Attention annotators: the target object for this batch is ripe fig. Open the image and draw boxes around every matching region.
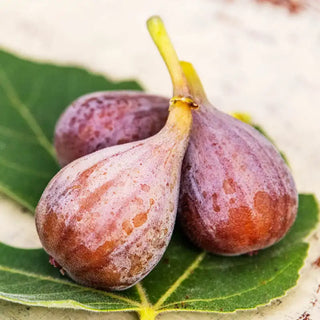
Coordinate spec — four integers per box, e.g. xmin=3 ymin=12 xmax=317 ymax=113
xmin=35 ymin=17 xmax=197 ymax=290
xmin=54 ymin=91 xmax=169 ymax=167
xmin=178 ymin=62 xmax=298 ymax=255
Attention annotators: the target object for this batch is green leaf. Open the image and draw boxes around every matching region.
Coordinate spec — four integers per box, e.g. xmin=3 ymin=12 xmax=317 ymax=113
xmin=0 ymin=195 xmax=318 ymax=319
xmin=0 ymin=49 xmax=142 ymax=211
xmin=0 ymin=50 xmax=318 ymax=319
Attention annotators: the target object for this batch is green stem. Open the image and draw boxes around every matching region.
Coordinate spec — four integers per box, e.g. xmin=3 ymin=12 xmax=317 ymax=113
xmin=147 ymin=16 xmax=189 ymax=97
xmin=180 ymin=61 xmax=208 ymax=105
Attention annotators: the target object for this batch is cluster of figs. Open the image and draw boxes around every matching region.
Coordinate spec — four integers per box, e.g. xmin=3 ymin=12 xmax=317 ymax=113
xmin=35 ymin=16 xmax=298 ymax=291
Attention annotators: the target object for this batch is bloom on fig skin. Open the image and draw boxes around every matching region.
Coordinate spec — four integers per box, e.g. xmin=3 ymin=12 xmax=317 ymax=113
xmin=55 ymin=91 xmax=168 ymax=167
xmin=178 ymin=62 xmax=298 ymax=256
xmin=36 ymin=16 xmax=198 ymax=291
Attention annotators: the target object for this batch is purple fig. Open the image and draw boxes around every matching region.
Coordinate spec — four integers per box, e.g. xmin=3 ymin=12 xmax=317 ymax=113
xmin=178 ymin=62 xmax=298 ymax=255
xmin=54 ymin=91 xmax=169 ymax=167
xmin=35 ymin=16 xmax=197 ymax=290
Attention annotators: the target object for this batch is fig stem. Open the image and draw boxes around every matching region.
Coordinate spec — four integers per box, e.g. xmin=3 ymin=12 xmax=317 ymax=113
xmin=180 ymin=61 xmax=208 ymax=104
xmin=147 ymin=16 xmax=189 ymax=97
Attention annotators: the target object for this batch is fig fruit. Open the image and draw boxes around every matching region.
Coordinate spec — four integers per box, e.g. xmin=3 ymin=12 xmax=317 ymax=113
xmin=178 ymin=62 xmax=298 ymax=255
xmin=54 ymin=91 xmax=169 ymax=167
xmin=35 ymin=17 xmax=197 ymax=290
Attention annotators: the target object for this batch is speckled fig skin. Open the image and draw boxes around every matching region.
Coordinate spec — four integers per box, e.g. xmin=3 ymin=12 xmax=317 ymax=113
xmin=179 ymin=98 xmax=298 ymax=256
xmin=54 ymin=91 xmax=169 ymax=167
xmin=36 ymin=101 xmax=192 ymax=290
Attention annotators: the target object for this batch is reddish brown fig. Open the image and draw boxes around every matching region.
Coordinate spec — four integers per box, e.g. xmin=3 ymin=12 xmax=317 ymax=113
xmin=178 ymin=62 xmax=298 ymax=255
xmin=35 ymin=16 xmax=197 ymax=290
xmin=54 ymin=91 xmax=168 ymax=167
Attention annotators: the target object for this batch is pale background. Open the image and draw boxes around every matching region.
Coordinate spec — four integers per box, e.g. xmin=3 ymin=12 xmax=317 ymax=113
xmin=0 ymin=0 xmax=319 ymax=319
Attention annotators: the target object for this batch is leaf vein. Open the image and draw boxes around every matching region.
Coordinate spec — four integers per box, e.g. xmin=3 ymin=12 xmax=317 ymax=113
xmin=159 ymin=257 xmax=296 ymax=310
xmin=0 ymin=265 xmax=141 ymax=307
xmin=154 ymin=252 xmax=206 ymax=310
xmin=0 ymin=182 xmax=35 ymax=212
xmin=0 ymin=125 xmax=36 ymax=143
xmin=0 ymin=69 xmax=57 ymax=161
xmin=135 ymin=283 xmax=151 ymax=307
xmin=0 ymin=156 xmax=53 ymax=179
xmin=0 ymin=294 xmax=140 ymax=312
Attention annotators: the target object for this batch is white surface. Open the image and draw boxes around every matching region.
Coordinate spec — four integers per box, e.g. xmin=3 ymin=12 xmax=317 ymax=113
xmin=0 ymin=0 xmax=319 ymax=319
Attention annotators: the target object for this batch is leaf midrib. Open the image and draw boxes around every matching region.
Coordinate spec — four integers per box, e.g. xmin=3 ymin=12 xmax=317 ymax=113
xmin=0 ymin=265 xmax=142 ymax=308
xmin=0 ymin=294 xmax=140 ymax=313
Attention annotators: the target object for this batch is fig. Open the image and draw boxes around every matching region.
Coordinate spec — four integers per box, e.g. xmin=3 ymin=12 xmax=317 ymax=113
xmin=35 ymin=17 xmax=197 ymax=290
xmin=54 ymin=91 xmax=169 ymax=167
xmin=178 ymin=62 xmax=298 ymax=255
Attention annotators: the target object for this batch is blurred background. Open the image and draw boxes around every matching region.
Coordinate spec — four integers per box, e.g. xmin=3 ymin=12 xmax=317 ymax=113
xmin=0 ymin=0 xmax=319 ymax=319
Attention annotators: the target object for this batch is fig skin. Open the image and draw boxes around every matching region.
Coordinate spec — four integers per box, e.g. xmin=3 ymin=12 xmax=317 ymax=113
xmin=36 ymin=101 xmax=193 ymax=291
xmin=179 ymin=101 xmax=298 ymax=256
xmin=54 ymin=91 xmax=169 ymax=167
xmin=36 ymin=16 xmax=196 ymax=291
